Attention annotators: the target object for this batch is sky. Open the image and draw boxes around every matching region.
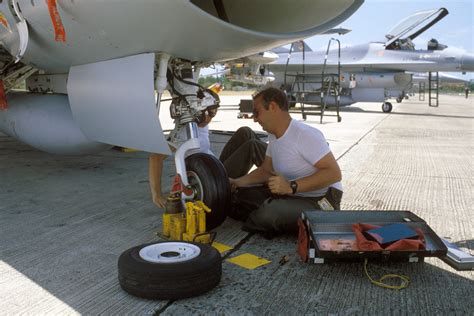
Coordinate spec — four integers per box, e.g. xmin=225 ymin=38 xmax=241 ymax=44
xmin=304 ymin=0 xmax=473 ymax=52
xmin=303 ymin=0 xmax=474 ymax=80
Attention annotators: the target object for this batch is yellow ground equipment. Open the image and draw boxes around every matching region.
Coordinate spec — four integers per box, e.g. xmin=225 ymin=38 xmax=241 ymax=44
xmin=162 ymin=196 xmax=213 ymax=244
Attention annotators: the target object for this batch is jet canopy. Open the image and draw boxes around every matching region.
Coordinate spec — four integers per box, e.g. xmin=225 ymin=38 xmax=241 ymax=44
xmin=385 ymin=8 xmax=448 ymax=50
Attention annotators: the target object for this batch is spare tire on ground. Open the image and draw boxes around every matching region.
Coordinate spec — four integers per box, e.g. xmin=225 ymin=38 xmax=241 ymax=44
xmin=118 ymin=241 xmax=222 ymax=300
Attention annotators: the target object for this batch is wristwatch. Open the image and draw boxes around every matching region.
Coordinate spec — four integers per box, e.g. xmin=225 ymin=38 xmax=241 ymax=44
xmin=290 ymin=181 xmax=298 ymax=194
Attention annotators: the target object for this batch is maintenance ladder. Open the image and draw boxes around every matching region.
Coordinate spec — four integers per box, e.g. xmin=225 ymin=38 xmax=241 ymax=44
xmin=419 ymin=81 xmax=425 ymax=101
xmin=428 ymin=71 xmax=439 ymax=107
xmin=284 ymin=39 xmax=342 ymax=123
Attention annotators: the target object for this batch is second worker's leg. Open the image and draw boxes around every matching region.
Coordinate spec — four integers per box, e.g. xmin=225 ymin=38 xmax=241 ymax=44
xmin=219 ymin=127 xmax=259 ymax=162
xmin=222 ymin=140 xmax=267 ymax=178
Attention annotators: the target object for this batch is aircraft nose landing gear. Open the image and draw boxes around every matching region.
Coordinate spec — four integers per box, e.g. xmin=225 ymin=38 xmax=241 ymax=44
xmin=118 ymin=58 xmax=228 ymax=301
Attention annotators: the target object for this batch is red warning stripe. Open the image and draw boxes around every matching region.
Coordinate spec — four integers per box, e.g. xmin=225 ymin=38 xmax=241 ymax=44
xmin=0 ymin=80 xmax=8 ymax=110
xmin=46 ymin=0 xmax=66 ymax=42
xmin=0 ymin=12 xmax=10 ymax=31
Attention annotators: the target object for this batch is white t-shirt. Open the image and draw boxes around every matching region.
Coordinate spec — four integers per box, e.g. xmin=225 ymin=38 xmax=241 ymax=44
xmin=266 ymin=119 xmax=343 ymax=197
xmin=173 ymin=125 xmax=214 ymax=157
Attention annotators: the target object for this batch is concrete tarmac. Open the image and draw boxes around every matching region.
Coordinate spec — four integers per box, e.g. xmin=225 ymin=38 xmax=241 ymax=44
xmin=0 ymin=93 xmax=473 ymax=314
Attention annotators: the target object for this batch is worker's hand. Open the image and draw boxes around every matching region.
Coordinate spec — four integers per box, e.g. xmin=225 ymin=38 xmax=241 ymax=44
xmin=229 ymin=178 xmax=239 ymax=192
xmin=152 ymin=194 xmax=167 ymax=208
xmin=267 ymin=175 xmax=292 ymax=195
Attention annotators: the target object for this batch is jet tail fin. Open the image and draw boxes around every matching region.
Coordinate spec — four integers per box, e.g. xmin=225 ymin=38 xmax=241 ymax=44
xmin=271 ymin=41 xmax=313 ymax=54
xmin=290 ymin=41 xmax=313 ymax=52
xmin=321 ymin=27 xmax=352 ymax=35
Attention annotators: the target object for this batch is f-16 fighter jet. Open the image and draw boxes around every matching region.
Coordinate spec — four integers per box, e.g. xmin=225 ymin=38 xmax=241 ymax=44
xmin=233 ymin=8 xmax=474 ymax=113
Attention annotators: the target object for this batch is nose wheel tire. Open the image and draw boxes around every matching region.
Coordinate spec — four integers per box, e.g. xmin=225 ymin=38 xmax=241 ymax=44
xmin=185 ymin=153 xmax=231 ymax=230
xmin=382 ymin=102 xmax=393 ymax=113
xmin=118 ymin=241 xmax=222 ymax=300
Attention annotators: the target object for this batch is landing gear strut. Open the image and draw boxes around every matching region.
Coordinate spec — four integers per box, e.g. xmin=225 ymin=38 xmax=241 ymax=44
xmin=165 ymin=59 xmax=230 ymax=228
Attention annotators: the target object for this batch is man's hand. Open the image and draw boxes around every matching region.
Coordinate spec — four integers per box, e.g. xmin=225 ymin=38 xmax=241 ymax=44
xmin=267 ymin=175 xmax=292 ymax=195
xmin=152 ymin=194 xmax=167 ymax=208
xmin=229 ymin=178 xmax=240 ymax=192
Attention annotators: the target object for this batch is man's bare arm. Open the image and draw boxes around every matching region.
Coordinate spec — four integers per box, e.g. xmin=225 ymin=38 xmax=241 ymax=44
xmin=268 ymin=152 xmax=341 ymax=195
xmin=230 ymin=155 xmax=273 ymax=188
xmin=149 ymin=153 xmax=168 ymax=208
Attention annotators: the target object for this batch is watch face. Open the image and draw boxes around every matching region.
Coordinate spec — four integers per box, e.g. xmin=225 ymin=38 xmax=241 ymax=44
xmin=291 ymin=181 xmax=297 ymax=193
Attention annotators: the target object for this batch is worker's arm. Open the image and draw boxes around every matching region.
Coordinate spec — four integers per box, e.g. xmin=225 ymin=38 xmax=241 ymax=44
xmin=267 ymin=152 xmax=341 ymax=195
xmin=229 ymin=155 xmax=273 ymax=190
xmin=149 ymin=153 xmax=168 ymax=208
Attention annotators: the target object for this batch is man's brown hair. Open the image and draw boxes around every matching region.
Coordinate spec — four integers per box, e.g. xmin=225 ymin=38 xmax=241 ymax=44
xmin=253 ymin=87 xmax=288 ymax=111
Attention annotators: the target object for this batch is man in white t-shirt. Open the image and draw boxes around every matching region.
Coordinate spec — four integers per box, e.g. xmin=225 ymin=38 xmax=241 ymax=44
xmin=230 ymin=87 xmax=343 ymax=236
xmin=149 ymin=108 xmax=267 ymax=207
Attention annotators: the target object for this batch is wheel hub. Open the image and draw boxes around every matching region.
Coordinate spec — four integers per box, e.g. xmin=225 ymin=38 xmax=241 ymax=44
xmin=187 ymin=170 xmax=204 ymax=200
xmin=139 ymin=242 xmax=201 ymax=263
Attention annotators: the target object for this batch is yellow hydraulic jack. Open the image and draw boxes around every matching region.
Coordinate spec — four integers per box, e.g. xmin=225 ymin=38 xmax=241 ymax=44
xmin=162 ymin=195 xmax=213 ymax=244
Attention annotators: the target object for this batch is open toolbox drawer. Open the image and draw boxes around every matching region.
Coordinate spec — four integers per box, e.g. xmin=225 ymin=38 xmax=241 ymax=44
xmin=300 ymin=211 xmax=448 ymax=264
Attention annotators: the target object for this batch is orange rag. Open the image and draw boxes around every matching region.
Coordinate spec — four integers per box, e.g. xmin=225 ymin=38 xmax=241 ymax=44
xmin=352 ymin=223 xmax=426 ymax=251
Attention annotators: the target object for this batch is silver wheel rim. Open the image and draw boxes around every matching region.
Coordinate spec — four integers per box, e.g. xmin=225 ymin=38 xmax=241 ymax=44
xmin=383 ymin=103 xmax=390 ymax=111
xmin=187 ymin=170 xmax=204 ymax=200
xmin=139 ymin=242 xmax=201 ymax=263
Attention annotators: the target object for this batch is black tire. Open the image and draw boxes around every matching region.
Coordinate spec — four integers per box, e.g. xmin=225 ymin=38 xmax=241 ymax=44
xmin=118 ymin=241 xmax=222 ymax=300
xmin=382 ymin=102 xmax=393 ymax=113
xmin=185 ymin=153 xmax=231 ymax=230
xmin=396 ymin=97 xmax=403 ymax=103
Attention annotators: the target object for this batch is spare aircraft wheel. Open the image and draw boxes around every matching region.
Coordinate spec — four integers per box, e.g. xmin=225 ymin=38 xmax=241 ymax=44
xmin=118 ymin=241 xmax=222 ymax=300
xmin=185 ymin=153 xmax=231 ymax=230
xmin=382 ymin=102 xmax=393 ymax=113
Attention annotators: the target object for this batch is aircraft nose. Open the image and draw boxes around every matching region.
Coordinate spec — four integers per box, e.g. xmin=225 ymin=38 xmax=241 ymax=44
xmin=461 ymin=53 xmax=474 ymax=72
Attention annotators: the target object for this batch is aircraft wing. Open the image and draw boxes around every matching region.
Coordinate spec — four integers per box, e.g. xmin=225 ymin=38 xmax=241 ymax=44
xmin=411 ymin=72 xmax=471 ymax=84
xmin=269 ymin=44 xmax=474 ymax=74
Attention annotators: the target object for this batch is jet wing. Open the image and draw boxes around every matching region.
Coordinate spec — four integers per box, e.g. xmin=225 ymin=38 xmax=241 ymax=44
xmin=385 ymin=8 xmax=449 ymax=50
xmin=411 ymin=72 xmax=471 ymax=84
xmin=273 ymin=43 xmax=472 ymax=73
xmin=317 ymin=57 xmax=468 ymax=73
xmin=320 ymin=28 xmax=352 ymax=35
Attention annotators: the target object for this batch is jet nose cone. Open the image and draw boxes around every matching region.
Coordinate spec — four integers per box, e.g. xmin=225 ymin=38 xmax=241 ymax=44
xmin=461 ymin=53 xmax=474 ymax=72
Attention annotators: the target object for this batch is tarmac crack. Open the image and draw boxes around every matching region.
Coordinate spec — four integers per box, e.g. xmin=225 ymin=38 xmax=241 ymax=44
xmin=153 ymin=300 xmax=174 ymax=315
xmin=151 ymin=233 xmax=255 ymax=314
xmin=336 ymin=115 xmax=390 ymax=161
xmin=221 ymin=232 xmax=255 ymax=260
